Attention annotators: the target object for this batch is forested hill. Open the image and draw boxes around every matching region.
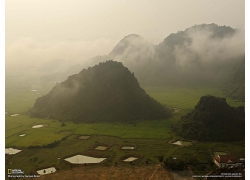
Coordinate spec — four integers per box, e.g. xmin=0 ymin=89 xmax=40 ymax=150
xmin=31 ymin=61 xmax=171 ymax=123
xmin=173 ymin=95 xmax=245 ymax=141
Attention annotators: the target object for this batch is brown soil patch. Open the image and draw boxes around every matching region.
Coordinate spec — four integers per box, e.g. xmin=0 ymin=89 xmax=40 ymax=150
xmin=21 ymin=164 xmax=173 ymax=180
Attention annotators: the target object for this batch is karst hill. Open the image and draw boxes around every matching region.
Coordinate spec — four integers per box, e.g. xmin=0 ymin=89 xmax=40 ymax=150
xmin=173 ymin=95 xmax=244 ymax=141
xmin=31 ymin=61 xmax=171 ymax=123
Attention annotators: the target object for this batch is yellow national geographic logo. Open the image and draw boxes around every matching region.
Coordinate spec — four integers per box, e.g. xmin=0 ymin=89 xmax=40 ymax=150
xmin=8 ymin=169 xmax=12 ymax=174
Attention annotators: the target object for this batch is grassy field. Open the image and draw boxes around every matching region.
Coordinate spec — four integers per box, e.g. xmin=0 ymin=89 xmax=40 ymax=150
xmin=143 ymin=85 xmax=244 ymax=111
xmin=5 ymin=83 xmax=245 ymax=178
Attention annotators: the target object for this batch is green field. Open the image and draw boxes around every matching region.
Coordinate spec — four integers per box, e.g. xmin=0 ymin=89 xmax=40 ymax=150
xmin=5 ymin=83 xmax=245 ymax=176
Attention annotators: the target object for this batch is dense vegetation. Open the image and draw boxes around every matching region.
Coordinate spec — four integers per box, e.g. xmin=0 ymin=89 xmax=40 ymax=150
xmin=31 ymin=61 xmax=171 ymax=123
xmin=173 ymin=95 xmax=245 ymax=141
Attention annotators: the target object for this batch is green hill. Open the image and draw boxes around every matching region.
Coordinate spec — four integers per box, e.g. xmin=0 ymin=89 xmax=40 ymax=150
xmin=31 ymin=61 xmax=171 ymax=123
xmin=173 ymin=95 xmax=244 ymax=141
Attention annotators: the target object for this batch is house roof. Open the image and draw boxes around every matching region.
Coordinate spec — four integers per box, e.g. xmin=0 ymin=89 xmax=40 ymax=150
xmin=214 ymin=155 xmax=240 ymax=163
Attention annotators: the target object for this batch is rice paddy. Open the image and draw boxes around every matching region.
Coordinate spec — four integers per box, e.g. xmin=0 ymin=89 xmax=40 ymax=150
xmin=5 ymin=84 xmax=245 ymax=176
xmin=37 ymin=167 xmax=56 ymax=175
xmin=5 ymin=148 xmax=22 ymax=155
xmin=64 ymin=155 xmax=107 ymax=164
xmin=121 ymin=146 xmax=135 ymax=150
xmin=123 ymin=157 xmax=138 ymax=162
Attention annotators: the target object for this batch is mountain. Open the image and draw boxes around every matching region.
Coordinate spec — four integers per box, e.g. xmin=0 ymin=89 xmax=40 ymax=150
xmin=31 ymin=61 xmax=171 ymax=123
xmin=38 ymin=24 xmax=245 ymax=99
xmin=172 ymin=95 xmax=245 ymax=141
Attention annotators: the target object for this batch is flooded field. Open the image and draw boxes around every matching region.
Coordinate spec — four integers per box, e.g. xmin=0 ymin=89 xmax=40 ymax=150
xmin=64 ymin=155 xmax=106 ymax=164
xmin=79 ymin=136 xmax=90 ymax=140
xmin=121 ymin=146 xmax=135 ymax=150
xmin=37 ymin=167 xmax=56 ymax=175
xmin=172 ymin=141 xmax=192 ymax=146
xmin=32 ymin=124 xmax=45 ymax=128
xmin=172 ymin=108 xmax=180 ymax=112
xmin=123 ymin=157 xmax=138 ymax=162
xmin=95 ymin=146 xmax=107 ymax=150
xmin=5 ymin=148 xmax=22 ymax=155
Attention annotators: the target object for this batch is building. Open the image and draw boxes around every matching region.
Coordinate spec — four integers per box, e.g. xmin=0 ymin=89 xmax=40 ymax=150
xmin=214 ymin=155 xmax=243 ymax=168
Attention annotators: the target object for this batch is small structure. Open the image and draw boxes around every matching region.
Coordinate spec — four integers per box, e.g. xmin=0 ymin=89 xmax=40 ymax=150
xmin=214 ymin=155 xmax=243 ymax=168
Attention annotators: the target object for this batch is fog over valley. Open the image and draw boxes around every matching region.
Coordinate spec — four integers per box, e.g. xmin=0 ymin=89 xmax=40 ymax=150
xmin=5 ymin=1 xmax=246 ymax=179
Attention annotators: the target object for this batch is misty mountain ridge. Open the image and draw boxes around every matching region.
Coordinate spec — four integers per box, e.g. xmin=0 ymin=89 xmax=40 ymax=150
xmin=40 ymin=23 xmax=244 ymax=100
xmin=172 ymin=95 xmax=245 ymax=141
xmin=31 ymin=61 xmax=171 ymax=123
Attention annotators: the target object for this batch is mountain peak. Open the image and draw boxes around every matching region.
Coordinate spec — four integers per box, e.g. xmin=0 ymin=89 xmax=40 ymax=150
xmin=109 ymin=34 xmax=152 ymax=57
xmin=173 ymin=95 xmax=244 ymax=141
xmin=31 ymin=60 xmax=171 ymax=123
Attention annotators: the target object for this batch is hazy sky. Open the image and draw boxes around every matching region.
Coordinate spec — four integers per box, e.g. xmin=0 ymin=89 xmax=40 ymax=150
xmin=5 ymin=0 xmax=245 ymax=73
xmin=6 ymin=0 xmax=244 ymax=44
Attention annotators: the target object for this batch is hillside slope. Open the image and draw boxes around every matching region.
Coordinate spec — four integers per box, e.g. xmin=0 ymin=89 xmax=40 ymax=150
xmin=173 ymin=95 xmax=244 ymax=141
xmin=31 ymin=61 xmax=171 ymax=123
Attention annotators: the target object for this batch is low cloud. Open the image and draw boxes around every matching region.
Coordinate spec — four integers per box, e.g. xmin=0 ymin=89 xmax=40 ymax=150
xmin=173 ymin=28 xmax=245 ymax=68
xmin=6 ymin=37 xmax=116 ymax=74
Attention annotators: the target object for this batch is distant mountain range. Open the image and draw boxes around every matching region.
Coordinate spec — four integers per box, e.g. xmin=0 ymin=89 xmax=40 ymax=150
xmin=40 ymin=23 xmax=245 ymax=100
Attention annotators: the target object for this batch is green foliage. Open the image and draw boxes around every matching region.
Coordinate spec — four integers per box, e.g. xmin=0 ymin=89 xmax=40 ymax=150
xmin=173 ymin=95 xmax=245 ymax=141
xmin=30 ymin=61 xmax=172 ymax=123
xmin=163 ymin=157 xmax=185 ymax=170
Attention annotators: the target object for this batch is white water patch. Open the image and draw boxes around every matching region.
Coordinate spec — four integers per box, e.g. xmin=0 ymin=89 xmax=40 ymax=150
xmin=5 ymin=148 xmax=22 ymax=155
xmin=95 ymin=146 xmax=107 ymax=150
xmin=19 ymin=134 xmax=25 ymax=137
xmin=172 ymin=141 xmax=192 ymax=146
xmin=11 ymin=114 xmax=19 ymax=117
xmin=123 ymin=157 xmax=138 ymax=162
xmin=37 ymin=167 xmax=56 ymax=175
xmin=172 ymin=141 xmax=182 ymax=146
xmin=64 ymin=155 xmax=106 ymax=164
xmin=32 ymin=124 xmax=44 ymax=128
xmin=79 ymin=136 xmax=90 ymax=140
xmin=121 ymin=146 xmax=135 ymax=150
xmin=31 ymin=90 xmax=38 ymax=92
xmin=172 ymin=108 xmax=180 ymax=112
